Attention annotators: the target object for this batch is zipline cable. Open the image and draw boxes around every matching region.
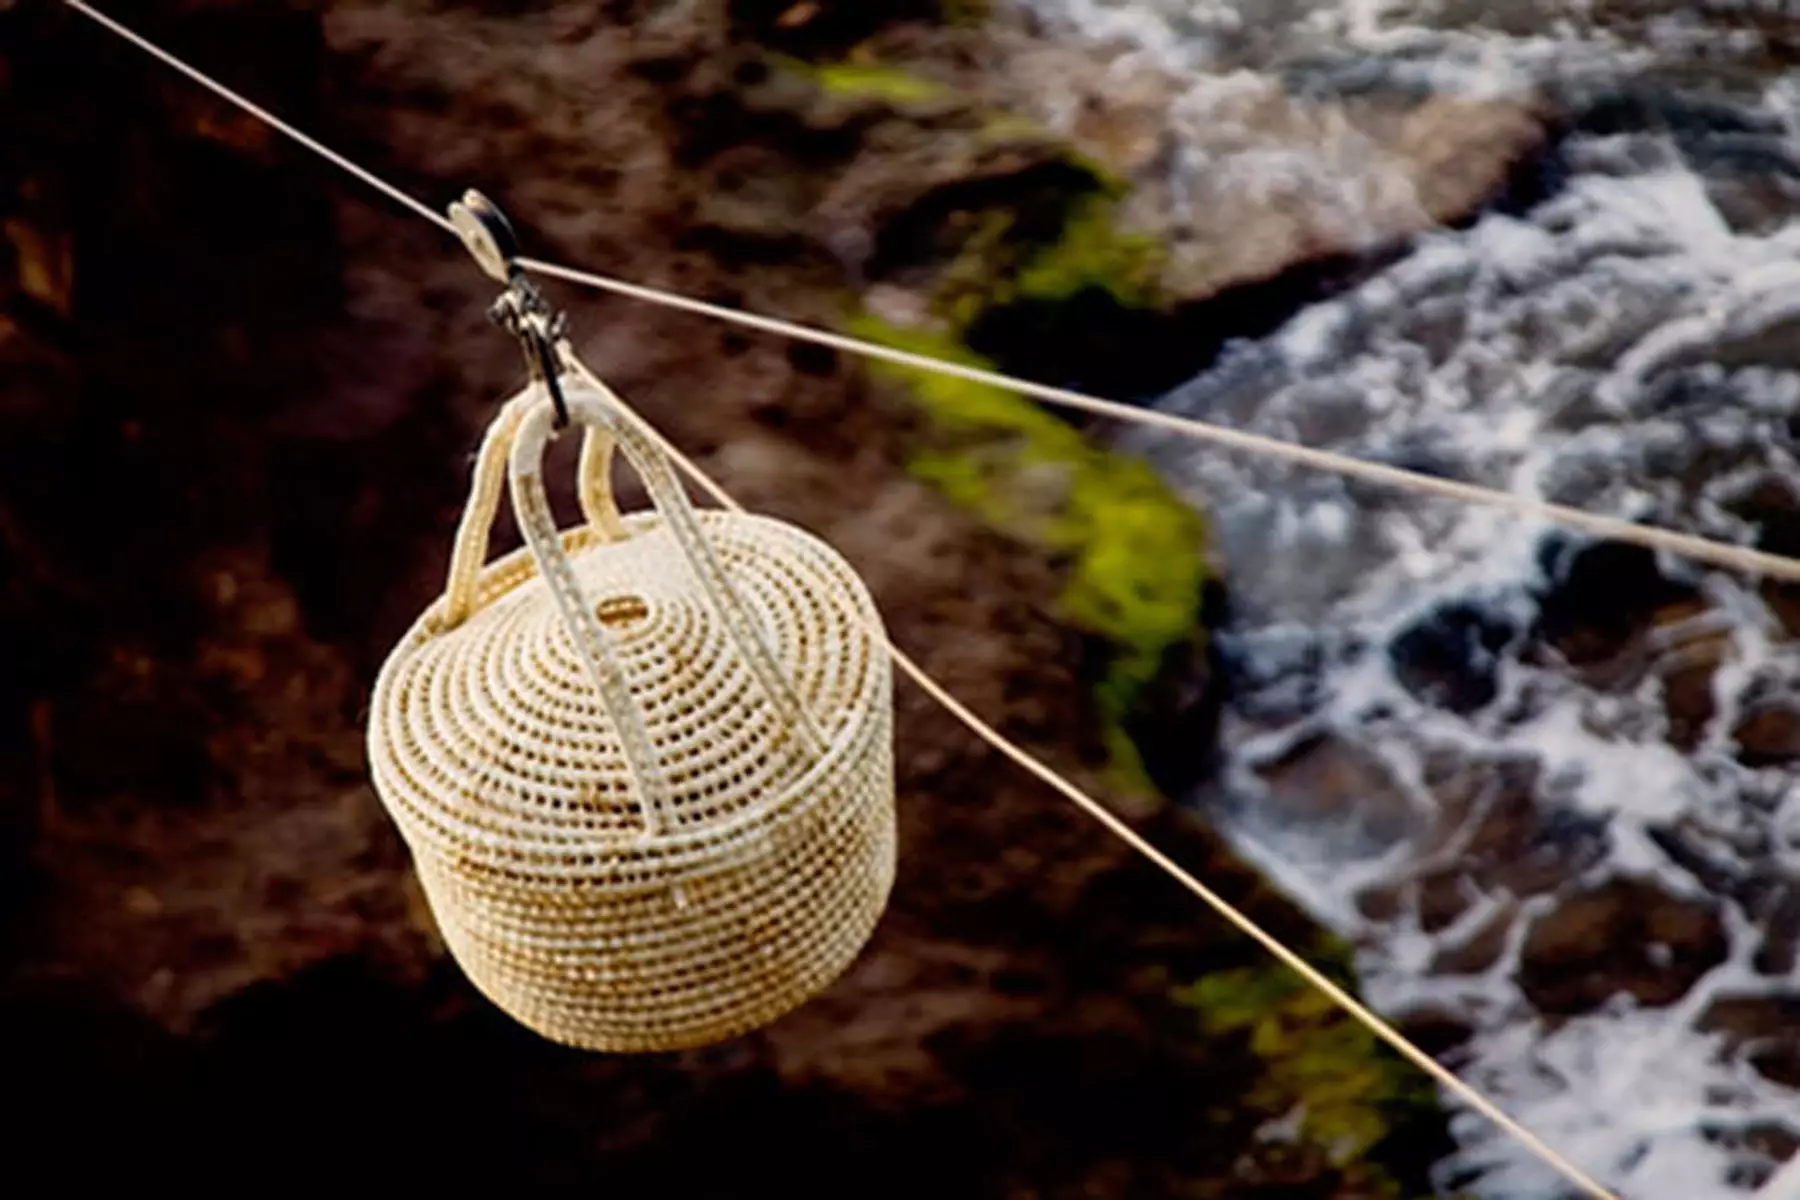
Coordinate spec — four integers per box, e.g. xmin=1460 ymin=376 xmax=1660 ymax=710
xmin=59 ymin=0 xmax=458 ymax=236
xmin=50 ymin=4 xmax=1672 ymax=1195
xmin=521 ymin=257 xmax=1800 ymax=585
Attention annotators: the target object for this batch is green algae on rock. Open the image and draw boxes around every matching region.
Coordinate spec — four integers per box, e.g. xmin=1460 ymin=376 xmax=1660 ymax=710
xmin=847 ymin=313 xmax=1209 ymax=789
xmin=1176 ymin=937 xmax=1450 ymax=1197
xmin=933 ymin=190 xmax=1166 ymax=330
xmin=805 ymin=59 xmax=955 ymax=107
xmin=820 ymin=68 xmax=1206 ymax=788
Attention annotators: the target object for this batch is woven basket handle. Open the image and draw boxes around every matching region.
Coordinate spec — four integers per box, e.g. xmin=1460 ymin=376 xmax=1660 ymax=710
xmin=507 ymin=377 xmax=827 ymax=835
xmin=442 ymin=389 xmax=630 ymax=629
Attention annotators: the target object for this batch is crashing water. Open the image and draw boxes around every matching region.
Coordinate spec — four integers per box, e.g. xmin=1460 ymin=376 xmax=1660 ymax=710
xmin=1011 ymin=1 xmax=1800 ymax=1197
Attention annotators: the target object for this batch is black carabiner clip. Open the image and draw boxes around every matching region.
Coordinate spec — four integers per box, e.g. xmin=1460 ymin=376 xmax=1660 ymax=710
xmin=523 ymin=320 xmax=570 ymax=430
xmin=450 ymin=189 xmax=573 ymax=430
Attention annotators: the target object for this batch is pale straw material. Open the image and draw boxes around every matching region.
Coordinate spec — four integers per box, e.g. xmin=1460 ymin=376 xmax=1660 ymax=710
xmin=367 ymin=375 xmax=896 ymax=1052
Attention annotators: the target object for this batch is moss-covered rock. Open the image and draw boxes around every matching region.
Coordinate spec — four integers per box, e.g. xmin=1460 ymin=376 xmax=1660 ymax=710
xmin=1176 ymin=938 xmax=1452 ymax=1197
xmin=933 ymin=191 xmax=1165 ymax=330
xmin=664 ymin=39 xmax=1222 ymax=789
xmin=846 ymin=314 xmax=1208 ymax=790
xmin=806 ymin=59 xmax=955 ymax=107
xmin=783 ymin=55 xmax=1217 ymax=791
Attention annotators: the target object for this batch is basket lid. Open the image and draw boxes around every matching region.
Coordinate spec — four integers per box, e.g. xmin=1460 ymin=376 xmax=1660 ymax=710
xmin=368 ymin=379 xmax=888 ymax=876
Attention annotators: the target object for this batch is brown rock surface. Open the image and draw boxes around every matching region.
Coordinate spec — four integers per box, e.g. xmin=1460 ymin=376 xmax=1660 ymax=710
xmin=1700 ymin=993 xmax=1800 ymax=1090
xmin=1352 ymin=751 xmax=1611 ymax=932
xmin=1253 ymin=730 xmax=1423 ymax=854
xmin=1516 ymin=878 xmax=1729 ymax=1015
xmin=1733 ymin=703 xmax=1800 ymax=768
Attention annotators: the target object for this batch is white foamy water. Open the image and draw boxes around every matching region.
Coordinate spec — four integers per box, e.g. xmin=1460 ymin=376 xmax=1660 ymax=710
xmin=1011 ymin=1 xmax=1800 ymax=1196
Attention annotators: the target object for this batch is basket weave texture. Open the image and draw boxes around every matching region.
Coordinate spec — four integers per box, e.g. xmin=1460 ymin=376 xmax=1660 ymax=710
xmin=367 ymin=376 xmax=896 ymax=1051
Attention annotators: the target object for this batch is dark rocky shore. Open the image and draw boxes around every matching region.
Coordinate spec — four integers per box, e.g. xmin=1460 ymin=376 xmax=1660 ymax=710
xmin=1 ymin=2 xmax=1557 ymax=1194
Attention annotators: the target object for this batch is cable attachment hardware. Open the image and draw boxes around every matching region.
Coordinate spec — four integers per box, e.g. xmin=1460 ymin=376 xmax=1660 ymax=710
xmin=449 ymin=188 xmax=572 ymax=429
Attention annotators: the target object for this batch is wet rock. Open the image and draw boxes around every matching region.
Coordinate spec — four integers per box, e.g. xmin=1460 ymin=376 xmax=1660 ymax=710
xmin=1253 ymin=731 xmax=1421 ymax=855
xmin=1648 ymin=820 xmax=1750 ymax=900
xmin=669 ymin=43 xmax=1104 ymax=284
xmin=1417 ymin=752 xmax=1611 ymax=905
xmin=1658 ymin=633 xmax=1732 ymax=752
xmin=1722 ymin=474 xmax=1800 ymax=638
xmin=1416 ymin=870 xmax=1476 ymax=933
xmin=1420 ymin=751 xmax=1541 ymax=838
xmin=1394 ymin=1005 xmax=1476 ymax=1062
xmin=829 ymin=132 xmax=1095 ymax=280
xmin=1062 ymin=78 xmax=1175 ymax=179
xmin=669 ymin=43 xmax=1213 ymax=405
xmin=1706 ymin=171 xmax=1800 ymax=236
xmin=1347 ymin=861 xmax=1480 ymax=935
xmin=1726 ymin=475 xmax=1800 ymax=558
xmin=1527 ymin=536 xmax=1736 ymax=750
xmin=1733 ymin=704 xmax=1800 ymax=768
xmin=1706 ymin=1121 xmax=1800 ymax=1172
xmin=980 ymin=36 xmax=1553 ymax=298
xmin=1574 ymin=83 xmax=1785 ymax=142
xmin=1516 ymin=878 xmax=1729 ymax=1015
xmin=1752 ymin=883 xmax=1800 ymax=977
xmin=1558 ymin=574 xmax=1735 ymax=758
xmin=1169 ymin=90 xmax=1551 ymax=301
xmin=1428 ymin=902 xmax=1516 ymax=977
xmin=1354 ymin=884 xmax=1406 ymax=924
xmin=1398 ymin=94 xmax=1564 ymax=224
xmin=1704 ymin=1119 xmax=1800 ymax=1192
xmin=1714 ymin=303 xmax=1800 ymax=373
xmin=1388 ymin=601 xmax=1519 ymax=715
xmin=1353 ymin=752 xmax=1548 ymax=935
xmin=698 ymin=23 xmax=1552 ymax=416
xmin=1531 ymin=539 xmax=1701 ymax=667
xmin=1699 ymin=994 xmax=1800 ymax=1089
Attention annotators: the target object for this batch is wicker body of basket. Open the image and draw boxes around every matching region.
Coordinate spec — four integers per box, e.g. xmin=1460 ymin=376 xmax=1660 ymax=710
xmin=367 ymin=375 xmax=896 ymax=1052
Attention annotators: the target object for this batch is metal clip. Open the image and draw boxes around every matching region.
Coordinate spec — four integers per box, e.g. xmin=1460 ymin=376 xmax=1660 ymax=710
xmin=448 ymin=189 xmax=572 ymax=429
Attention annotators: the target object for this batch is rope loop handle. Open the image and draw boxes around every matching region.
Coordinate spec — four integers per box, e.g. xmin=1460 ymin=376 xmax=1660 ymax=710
xmin=439 ymin=372 xmax=827 ymax=836
xmin=441 ymin=389 xmax=627 ymax=628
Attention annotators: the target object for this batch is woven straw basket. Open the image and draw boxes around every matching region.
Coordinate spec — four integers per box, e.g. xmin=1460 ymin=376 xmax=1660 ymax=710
xmin=367 ymin=374 xmax=896 ymax=1052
